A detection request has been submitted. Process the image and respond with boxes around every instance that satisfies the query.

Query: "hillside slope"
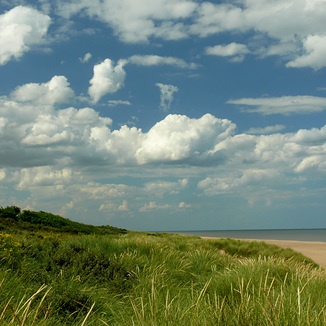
[0,205,126,235]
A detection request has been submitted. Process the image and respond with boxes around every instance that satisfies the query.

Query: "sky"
[1,0,326,231]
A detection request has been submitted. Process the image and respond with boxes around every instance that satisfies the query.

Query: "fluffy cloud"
[0,79,113,167]
[190,0,326,41]
[209,125,326,179]
[16,166,75,190]
[21,107,112,147]
[1,72,326,212]
[0,117,6,134]
[3,81,326,180]
[57,0,197,43]
[88,59,126,103]
[0,169,6,181]
[228,96,326,115]
[144,178,188,197]
[189,2,245,37]
[295,155,326,173]
[1,92,326,217]
[77,182,129,200]
[0,6,51,65]
[192,0,326,68]
[205,43,250,62]
[99,200,129,212]
[198,169,281,195]
[289,125,326,145]
[286,35,326,70]
[136,114,236,164]
[55,0,326,68]
[11,76,74,106]
[178,202,191,208]
[139,201,170,212]
[0,91,237,169]
[156,83,179,111]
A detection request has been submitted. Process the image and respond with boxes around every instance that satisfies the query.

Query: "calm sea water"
[169,229,326,242]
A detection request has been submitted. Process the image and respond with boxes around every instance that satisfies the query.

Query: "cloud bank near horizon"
[1,74,326,221]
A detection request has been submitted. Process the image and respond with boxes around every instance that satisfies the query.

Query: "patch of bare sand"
[202,237,326,269]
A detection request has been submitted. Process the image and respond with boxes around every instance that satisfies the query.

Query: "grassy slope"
[0,206,126,235]
[0,207,326,325]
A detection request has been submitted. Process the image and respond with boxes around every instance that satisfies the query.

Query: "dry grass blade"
[81,302,95,326]
[15,285,48,316]
[99,318,110,325]
[258,301,273,326]
[297,287,301,324]
[217,296,226,326]
[0,296,13,322]
[196,278,212,307]
[31,287,52,324]
[130,298,145,326]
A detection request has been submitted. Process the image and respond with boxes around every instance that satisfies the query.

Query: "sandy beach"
[202,237,326,269]
[262,239,326,269]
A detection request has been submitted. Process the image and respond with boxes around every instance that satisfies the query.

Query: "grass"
[0,229,325,325]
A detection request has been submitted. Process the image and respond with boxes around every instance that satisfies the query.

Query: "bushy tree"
[0,206,21,220]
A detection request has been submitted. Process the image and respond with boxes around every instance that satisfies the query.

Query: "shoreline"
[202,237,326,269]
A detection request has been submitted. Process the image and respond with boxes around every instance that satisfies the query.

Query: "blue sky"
[1,0,326,231]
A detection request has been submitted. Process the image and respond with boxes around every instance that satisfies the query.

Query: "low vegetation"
[0,206,126,235]
[0,206,326,325]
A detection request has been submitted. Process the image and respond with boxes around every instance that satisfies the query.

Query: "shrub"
[0,206,21,220]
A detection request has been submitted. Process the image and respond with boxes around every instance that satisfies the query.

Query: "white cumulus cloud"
[57,0,197,43]
[99,199,129,212]
[286,35,326,70]
[55,0,326,69]
[0,6,51,65]
[205,43,250,62]
[295,156,325,173]
[178,202,191,208]
[139,201,170,212]
[88,58,126,103]
[0,169,6,181]
[136,113,236,164]
[11,76,75,106]
[191,0,326,69]
[16,166,75,189]
[144,178,188,197]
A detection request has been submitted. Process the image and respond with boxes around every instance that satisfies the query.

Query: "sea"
[167,229,326,242]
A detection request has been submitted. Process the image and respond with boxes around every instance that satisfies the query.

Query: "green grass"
[0,229,326,325]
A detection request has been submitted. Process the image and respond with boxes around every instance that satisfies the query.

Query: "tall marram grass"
[0,231,326,325]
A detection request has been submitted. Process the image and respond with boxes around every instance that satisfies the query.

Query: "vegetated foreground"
[1,206,326,325]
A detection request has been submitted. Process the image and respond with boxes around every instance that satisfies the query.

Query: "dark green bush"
[50,283,91,322]
[0,206,21,220]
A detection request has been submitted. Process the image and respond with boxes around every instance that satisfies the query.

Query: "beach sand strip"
[202,237,326,269]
